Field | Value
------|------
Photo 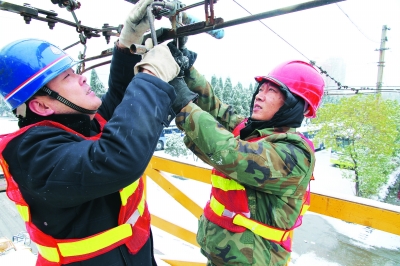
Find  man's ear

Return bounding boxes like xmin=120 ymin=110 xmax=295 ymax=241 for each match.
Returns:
xmin=28 ymin=97 xmax=55 ymax=116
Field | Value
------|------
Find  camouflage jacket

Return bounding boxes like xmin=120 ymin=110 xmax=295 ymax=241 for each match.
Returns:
xmin=175 ymin=68 xmax=315 ymax=266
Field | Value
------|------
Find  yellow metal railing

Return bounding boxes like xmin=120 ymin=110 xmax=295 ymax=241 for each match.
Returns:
xmin=144 ymin=155 xmax=400 ymax=266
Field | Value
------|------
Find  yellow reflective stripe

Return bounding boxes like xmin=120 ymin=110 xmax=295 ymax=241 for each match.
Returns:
xmin=58 ymin=223 xmax=132 ymax=257
xmin=120 ymin=180 xmax=140 ymax=206
xmin=300 ymin=203 xmax=309 ymax=216
xmin=211 ymin=174 xmax=245 ymax=191
xmin=16 ymin=205 xmax=30 ymax=222
xmin=36 ymin=243 xmax=60 ymax=263
xmin=209 ymin=196 xmax=225 ymax=216
xmin=233 ymin=215 xmax=288 ymax=242
xmin=137 ymin=190 xmax=145 ymax=216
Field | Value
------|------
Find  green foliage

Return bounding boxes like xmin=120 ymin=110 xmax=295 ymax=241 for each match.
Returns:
xmin=221 ymin=77 xmax=233 ymax=104
xmin=164 ymin=133 xmax=191 ymax=158
xmin=314 ymin=94 xmax=400 ymax=198
xmin=211 ymin=75 xmax=218 ymax=90
xmin=210 ymin=76 xmax=253 ymax=117
xmin=90 ymin=69 xmax=107 ymax=97
xmin=321 ymin=94 xmax=340 ymax=105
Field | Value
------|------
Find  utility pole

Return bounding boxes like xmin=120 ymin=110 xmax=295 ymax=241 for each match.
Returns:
xmin=375 ymin=25 xmax=390 ymax=91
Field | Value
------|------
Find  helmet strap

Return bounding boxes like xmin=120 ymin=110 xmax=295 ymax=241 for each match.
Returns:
xmin=303 ymin=102 xmax=310 ymax=115
xmin=41 ymin=86 xmax=97 ymax=115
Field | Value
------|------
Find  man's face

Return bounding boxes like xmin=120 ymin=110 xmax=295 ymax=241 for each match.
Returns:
xmin=46 ymin=68 xmax=102 ymax=114
xmin=251 ymin=81 xmax=286 ymax=121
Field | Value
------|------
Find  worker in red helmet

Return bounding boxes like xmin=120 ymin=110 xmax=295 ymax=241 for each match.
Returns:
xmin=0 ymin=0 xmax=197 ymax=265
xmin=167 ymin=42 xmax=324 ymax=266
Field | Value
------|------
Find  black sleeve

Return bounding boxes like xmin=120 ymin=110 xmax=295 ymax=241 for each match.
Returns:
xmin=7 ymin=73 xmax=176 ymax=207
xmin=98 ymin=45 xmax=141 ymax=121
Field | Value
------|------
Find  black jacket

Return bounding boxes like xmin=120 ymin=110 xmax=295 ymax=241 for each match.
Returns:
xmin=3 ymin=46 xmax=176 ymax=265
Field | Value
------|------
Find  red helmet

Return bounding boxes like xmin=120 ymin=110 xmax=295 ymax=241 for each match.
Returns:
xmin=255 ymin=60 xmax=325 ymax=118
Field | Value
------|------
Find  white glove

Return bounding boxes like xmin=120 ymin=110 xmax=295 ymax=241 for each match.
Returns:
xmin=134 ymin=44 xmax=180 ymax=82
xmin=119 ymin=0 xmax=154 ymax=48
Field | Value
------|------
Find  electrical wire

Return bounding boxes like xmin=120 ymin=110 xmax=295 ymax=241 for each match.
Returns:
xmin=335 ymin=3 xmax=378 ymax=43
xmin=231 ymin=0 xmax=399 ymax=96
xmin=231 ymin=0 xmax=310 ymax=61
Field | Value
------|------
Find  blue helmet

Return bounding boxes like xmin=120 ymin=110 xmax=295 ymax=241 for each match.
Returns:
xmin=0 ymin=39 xmax=78 ymax=110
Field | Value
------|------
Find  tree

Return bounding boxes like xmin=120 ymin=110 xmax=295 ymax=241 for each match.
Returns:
xmin=231 ymin=82 xmax=245 ymax=116
xmin=241 ymin=82 xmax=254 ymax=117
xmin=213 ymin=77 xmax=224 ymax=101
xmin=90 ymin=69 xmax=107 ymax=97
xmin=164 ymin=133 xmax=191 ymax=158
xmin=210 ymin=75 xmax=218 ymax=89
xmin=221 ymin=77 xmax=233 ymax=104
xmin=314 ymin=94 xmax=400 ymax=198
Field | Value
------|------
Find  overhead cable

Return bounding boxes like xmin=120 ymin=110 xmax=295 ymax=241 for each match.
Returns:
xmin=231 ymin=0 xmax=389 ymax=96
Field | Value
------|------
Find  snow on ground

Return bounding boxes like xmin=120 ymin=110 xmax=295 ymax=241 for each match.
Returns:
xmin=320 ymin=213 xmax=400 ymax=251
xmin=375 ymin=167 xmax=400 ymax=201
xmin=289 ymin=251 xmax=341 ymax=266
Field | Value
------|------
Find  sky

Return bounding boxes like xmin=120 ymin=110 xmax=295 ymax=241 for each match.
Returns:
xmin=1 ymin=0 xmax=400 ymax=93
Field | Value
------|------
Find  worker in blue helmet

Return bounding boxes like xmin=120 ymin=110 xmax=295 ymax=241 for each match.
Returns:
xmin=0 ymin=0 xmax=197 ymax=265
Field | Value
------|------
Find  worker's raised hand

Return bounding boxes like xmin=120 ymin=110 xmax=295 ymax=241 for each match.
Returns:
xmin=167 ymin=41 xmax=189 ymax=77
xmin=167 ymin=41 xmax=197 ymax=77
xmin=134 ymin=44 xmax=180 ymax=82
xmin=119 ymin=0 xmax=154 ymax=48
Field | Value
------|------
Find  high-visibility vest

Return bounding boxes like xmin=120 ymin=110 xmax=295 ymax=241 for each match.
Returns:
xmin=204 ymin=119 xmax=312 ymax=252
xmin=0 ymin=114 xmax=151 ymax=265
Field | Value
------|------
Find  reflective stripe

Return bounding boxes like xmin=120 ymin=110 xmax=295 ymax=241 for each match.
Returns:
xmin=233 ymin=214 xmax=289 ymax=242
xmin=16 ymin=205 xmax=30 ymax=222
xmin=137 ymin=190 xmax=145 ymax=216
xmin=58 ymin=224 xmax=132 ymax=257
xmin=36 ymin=243 xmax=60 ymax=263
xmin=210 ymin=196 xmax=287 ymax=242
xmin=209 ymin=196 xmax=225 ymax=216
xmin=300 ymin=204 xmax=309 ymax=216
xmin=120 ymin=180 xmax=139 ymax=206
xmin=210 ymin=196 xmax=250 ymax=218
xmin=211 ymin=174 xmax=245 ymax=191
xmin=126 ymin=210 xmax=140 ymax=226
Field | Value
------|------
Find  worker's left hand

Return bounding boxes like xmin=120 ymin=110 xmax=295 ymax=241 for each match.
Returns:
xmin=119 ymin=0 xmax=154 ymax=48
xmin=167 ymin=41 xmax=197 ymax=77
xmin=134 ymin=44 xmax=180 ymax=82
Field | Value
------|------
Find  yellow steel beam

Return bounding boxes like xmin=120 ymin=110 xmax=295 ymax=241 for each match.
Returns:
xmin=151 ymin=214 xmax=199 ymax=247
xmin=161 ymin=259 xmax=205 ymax=266
xmin=146 ymin=156 xmax=400 ymax=236
xmin=148 ymin=156 xmax=211 ymax=184
xmin=145 ymin=167 xmax=204 ymax=219
xmin=309 ymin=192 xmax=400 ymax=235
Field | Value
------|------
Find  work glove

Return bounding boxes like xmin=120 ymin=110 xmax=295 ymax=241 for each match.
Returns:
xmin=134 ymin=44 xmax=180 ymax=82
xmin=119 ymin=0 xmax=154 ymax=48
xmin=167 ymin=41 xmax=197 ymax=77
xmin=169 ymin=77 xmax=198 ymax=114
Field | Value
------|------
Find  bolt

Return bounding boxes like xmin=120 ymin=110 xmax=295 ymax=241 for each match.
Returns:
xmin=23 ymin=15 xmax=31 ymax=24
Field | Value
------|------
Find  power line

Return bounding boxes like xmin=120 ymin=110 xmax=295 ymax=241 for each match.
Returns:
xmin=231 ymin=0 xmax=310 ymax=61
xmin=335 ymin=3 xmax=378 ymax=43
xmin=231 ymin=1 xmax=385 ymax=96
